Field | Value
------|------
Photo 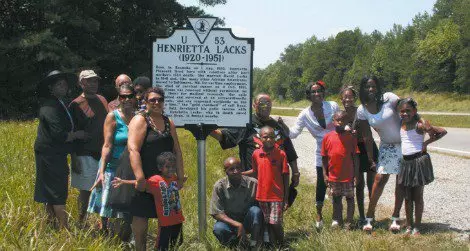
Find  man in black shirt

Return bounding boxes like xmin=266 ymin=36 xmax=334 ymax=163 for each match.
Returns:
xmin=210 ymin=94 xmax=300 ymax=186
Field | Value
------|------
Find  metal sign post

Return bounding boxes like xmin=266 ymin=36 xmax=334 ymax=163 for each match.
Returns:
xmin=152 ymin=17 xmax=254 ymax=240
xmin=184 ymin=123 xmax=217 ymax=238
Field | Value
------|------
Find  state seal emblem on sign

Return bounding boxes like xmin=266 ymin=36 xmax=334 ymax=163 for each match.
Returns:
xmin=195 ymin=19 xmax=209 ymax=34
xmin=188 ymin=17 xmax=217 ymax=44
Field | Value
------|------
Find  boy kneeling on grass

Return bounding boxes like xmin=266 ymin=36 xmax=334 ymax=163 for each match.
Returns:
xmin=113 ymin=152 xmax=184 ymax=250
xmin=244 ymin=126 xmax=289 ymax=246
xmin=321 ymin=111 xmax=359 ymax=230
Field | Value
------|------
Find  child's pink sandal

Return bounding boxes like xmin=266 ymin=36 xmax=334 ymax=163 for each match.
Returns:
xmin=389 ymin=217 xmax=400 ymax=232
xmin=362 ymin=218 xmax=373 ymax=231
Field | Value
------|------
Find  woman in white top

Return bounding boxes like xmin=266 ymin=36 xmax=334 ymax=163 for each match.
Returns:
xmin=285 ymin=80 xmax=339 ymax=228
xmin=357 ymin=76 xmax=404 ymax=231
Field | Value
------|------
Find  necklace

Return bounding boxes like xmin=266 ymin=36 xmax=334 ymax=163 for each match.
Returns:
xmin=147 ymin=114 xmax=166 ymax=133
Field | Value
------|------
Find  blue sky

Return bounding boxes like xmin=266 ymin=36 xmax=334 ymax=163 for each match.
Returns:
xmin=177 ymin=0 xmax=437 ymax=68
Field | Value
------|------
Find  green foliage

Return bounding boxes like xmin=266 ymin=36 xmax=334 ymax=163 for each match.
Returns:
xmin=0 ymin=0 xmax=224 ymax=119
xmin=253 ymin=0 xmax=470 ymax=100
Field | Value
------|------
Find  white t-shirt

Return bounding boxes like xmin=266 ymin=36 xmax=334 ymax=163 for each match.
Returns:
xmin=357 ymin=92 xmax=401 ymax=144
xmin=289 ymin=101 xmax=339 ymax=167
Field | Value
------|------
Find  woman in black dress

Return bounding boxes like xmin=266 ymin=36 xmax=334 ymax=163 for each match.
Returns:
xmin=34 ymin=70 xmax=86 ymax=229
xmin=128 ymin=87 xmax=185 ymax=250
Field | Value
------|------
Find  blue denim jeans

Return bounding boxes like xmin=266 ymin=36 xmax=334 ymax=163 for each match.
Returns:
xmin=213 ymin=206 xmax=263 ymax=245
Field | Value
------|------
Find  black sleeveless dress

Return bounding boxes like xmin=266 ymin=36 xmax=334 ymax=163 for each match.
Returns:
xmin=130 ymin=114 xmax=174 ymax=218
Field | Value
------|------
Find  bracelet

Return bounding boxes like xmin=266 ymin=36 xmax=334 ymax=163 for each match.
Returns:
xmin=292 ymin=172 xmax=300 ymax=176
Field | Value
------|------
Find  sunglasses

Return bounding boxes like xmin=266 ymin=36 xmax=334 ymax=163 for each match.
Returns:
xmin=147 ymin=97 xmax=164 ymax=103
xmin=119 ymin=93 xmax=135 ymax=100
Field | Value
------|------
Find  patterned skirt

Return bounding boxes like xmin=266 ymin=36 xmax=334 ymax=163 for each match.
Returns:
xmin=376 ymin=143 xmax=402 ymax=175
xmin=398 ymin=152 xmax=434 ymax=187
xmin=87 ymin=160 xmax=125 ymax=218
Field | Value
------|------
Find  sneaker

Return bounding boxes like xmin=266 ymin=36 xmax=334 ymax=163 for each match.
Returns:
xmin=331 ymin=220 xmax=340 ymax=229
xmin=389 ymin=217 xmax=400 ymax=232
xmin=344 ymin=222 xmax=353 ymax=231
xmin=315 ymin=220 xmax=324 ymax=229
xmin=412 ymin=228 xmax=420 ymax=236
xmin=362 ymin=218 xmax=373 ymax=231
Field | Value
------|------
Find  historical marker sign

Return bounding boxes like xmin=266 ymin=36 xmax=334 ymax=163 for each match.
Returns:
xmin=152 ymin=17 xmax=254 ymax=127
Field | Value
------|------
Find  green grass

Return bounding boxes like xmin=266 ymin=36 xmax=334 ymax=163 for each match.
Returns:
xmin=273 ymin=89 xmax=470 ymax=113
xmin=271 ymin=109 xmax=470 ymax=128
xmin=419 ymin=115 xmax=470 ymax=128
xmin=271 ymin=108 xmax=303 ymax=117
xmin=1 ymin=121 xmax=468 ymax=250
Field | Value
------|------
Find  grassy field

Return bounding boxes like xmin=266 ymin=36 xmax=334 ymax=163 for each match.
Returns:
xmin=273 ymin=89 xmax=470 ymax=113
xmin=271 ymin=108 xmax=470 ymax=128
xmin=0 ymin=121 xmax=468 ymax=250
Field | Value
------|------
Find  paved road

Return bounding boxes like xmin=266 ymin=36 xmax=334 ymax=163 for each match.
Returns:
xmin=273 ymin=106 xmax=470 ymax=116
xmin=277 ymin=115 xmax=470 ymax=157
xmin=278 ymin=115 xmax=470 ymax=233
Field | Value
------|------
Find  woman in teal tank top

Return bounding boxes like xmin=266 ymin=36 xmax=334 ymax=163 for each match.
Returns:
xmin=88 ymin=84 xmax=137 ymax=239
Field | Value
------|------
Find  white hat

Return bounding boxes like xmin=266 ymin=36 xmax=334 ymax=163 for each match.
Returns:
xmin=79 ymin=70 xmax=100 ymax=82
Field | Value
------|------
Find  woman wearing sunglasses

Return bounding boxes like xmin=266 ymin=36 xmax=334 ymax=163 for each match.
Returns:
xmin=87 ymin=83 xmax=137 ymax=239
xmin=127 ymin=87 xmax=185 ymax=251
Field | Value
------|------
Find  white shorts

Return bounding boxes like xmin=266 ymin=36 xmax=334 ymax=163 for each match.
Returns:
xmin=71 ymin=156 xmax=100 ymax=190
xmin=376 ymin=143 xmax=402 ymax=175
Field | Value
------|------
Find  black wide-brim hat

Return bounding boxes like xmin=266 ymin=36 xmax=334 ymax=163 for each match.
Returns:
xmin=38 ymin=70 xmax=78 ymax=90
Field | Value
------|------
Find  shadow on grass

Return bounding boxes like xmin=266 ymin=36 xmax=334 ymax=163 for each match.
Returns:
xmin=367 ymin=218 xmax=467 ymax=235
xmin=420 ymin=222 xmax=468 ymax=234
xmin=284 ymin=229 xmax=310 ymax=246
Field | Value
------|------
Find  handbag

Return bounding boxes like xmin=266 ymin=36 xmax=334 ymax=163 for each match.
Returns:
xmin=107 ymin=147 xmax=136 ymax=211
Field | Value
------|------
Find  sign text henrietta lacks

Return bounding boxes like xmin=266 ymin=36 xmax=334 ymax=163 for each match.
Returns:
xmin=152 ymin=17 xmax=254 ymax=127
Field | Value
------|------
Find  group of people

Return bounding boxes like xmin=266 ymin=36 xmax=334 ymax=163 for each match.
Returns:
xmin=33 ymin=69 xmax=447 ymax=250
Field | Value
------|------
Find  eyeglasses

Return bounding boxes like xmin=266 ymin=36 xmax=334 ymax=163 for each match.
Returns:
xmin=147 ymin=97 xmax=164 ymax=103
xmin=119 ymin=93 xmax=135 ymax=100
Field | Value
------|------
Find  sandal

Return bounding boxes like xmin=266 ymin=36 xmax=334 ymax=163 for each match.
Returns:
xmin=362 ymin=218 xmax=373 ymax=231
xmin=331 ymin=220 xmax=340 ymax=229
xmin=315 ymin=220 xmax=324 ymax=229
xmin=412 ymin=228 xmax=420 ymax=236
xmin=389 ymin=217 xmax=400 ymax=232
xmin=405 ymin=227 xmax=412 ymax=235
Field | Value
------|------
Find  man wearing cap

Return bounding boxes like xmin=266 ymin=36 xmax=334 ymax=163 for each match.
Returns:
xmin=210 ymin=93 xmax=301 ymax=187
xmin=108 ymin=74 xmax=132 ymax=111
xmin=210 ymin=157 xmax=262 ymax=247
xmin=69 ymin=69 xmax=109 ymax=224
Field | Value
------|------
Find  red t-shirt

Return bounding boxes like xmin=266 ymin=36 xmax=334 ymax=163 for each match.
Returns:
xmin=146 ymin=175 xmax=185 ymax=227
xmin=321 ymin=131 xmax=358 ymax=182
xmin=252 ymin=147 xmax=289 ymax=202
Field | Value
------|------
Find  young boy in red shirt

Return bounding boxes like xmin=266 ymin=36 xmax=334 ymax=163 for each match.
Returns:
xmin=245 ymin=126 xmax=289 ymax=245
xmin=113 ymin=152 xmax=184 ymax=250
xmin=321 ymin=111 xmax=359 ymax=229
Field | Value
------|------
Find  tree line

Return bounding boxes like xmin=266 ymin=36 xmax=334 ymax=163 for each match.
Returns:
xmin=0 ymin=0 xmax=225 ymax=119
xmin=253 ymin=0 xmax=470 ymax=101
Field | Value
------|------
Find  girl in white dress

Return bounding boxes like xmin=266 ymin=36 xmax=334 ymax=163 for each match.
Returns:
xmin=397 ymin=98 xmax=446 ymax=235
